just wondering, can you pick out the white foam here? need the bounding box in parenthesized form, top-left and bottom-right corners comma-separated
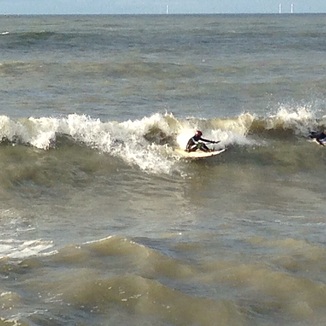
(0, 239, 54, 260)
(0, 107, 318, 174)
(268, 105, 316, 134)
(0, 113, 179, 174)
(176, 112, 257, 149)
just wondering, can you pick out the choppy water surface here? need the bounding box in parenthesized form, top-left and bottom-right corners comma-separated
(0, 14, 326, 325)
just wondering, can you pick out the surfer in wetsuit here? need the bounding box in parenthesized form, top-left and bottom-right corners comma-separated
(309, 130, 326, 146)
(186, 130, 219, 152)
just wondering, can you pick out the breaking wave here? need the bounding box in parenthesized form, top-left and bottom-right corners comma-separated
(0, 105, 324, 174)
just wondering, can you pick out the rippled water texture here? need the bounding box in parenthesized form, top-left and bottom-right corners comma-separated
(0, 14, 325, 325)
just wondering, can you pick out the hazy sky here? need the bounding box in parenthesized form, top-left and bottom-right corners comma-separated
(0, 0, 325, 15)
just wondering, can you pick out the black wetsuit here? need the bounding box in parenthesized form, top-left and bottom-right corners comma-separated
(310, 131, 326, 145)
(186, 135, 217, 152)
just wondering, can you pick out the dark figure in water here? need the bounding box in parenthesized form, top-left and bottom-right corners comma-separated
(309, 130, 326, 146)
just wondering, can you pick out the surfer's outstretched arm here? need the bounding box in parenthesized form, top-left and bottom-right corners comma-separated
(200, 137, 220, 144)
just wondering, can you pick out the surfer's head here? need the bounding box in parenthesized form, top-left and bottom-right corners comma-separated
(195, 130, 202, 136)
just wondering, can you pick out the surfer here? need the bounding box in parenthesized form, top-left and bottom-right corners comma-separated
(186, 130, 219, 152)
(309, 130, 326, 146)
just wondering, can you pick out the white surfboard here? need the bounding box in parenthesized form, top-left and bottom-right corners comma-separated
(308, 138, 326, 146)
(174, 148, 226, 159)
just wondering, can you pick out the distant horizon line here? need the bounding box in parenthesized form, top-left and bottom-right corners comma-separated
(0, 12, 325, 16)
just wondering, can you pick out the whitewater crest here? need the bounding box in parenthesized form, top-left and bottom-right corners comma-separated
(0, 107, 322, 173)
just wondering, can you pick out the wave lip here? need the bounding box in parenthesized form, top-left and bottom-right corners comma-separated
(0, 106, 323, 175)
(0, 106, 319, 147)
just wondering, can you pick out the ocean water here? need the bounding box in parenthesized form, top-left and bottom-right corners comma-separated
(0, 14, 326, 326)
